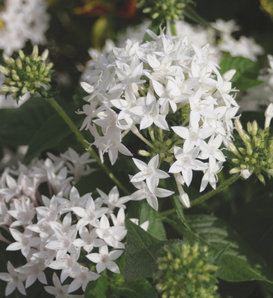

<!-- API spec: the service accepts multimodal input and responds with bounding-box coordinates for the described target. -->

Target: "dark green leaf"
[85,274,108,298]
[172,195,191,230]
[139,201,166,240]
[235,76,263,91]
[22,98,84,163]
[124,218,166,280]
[183,5,212,27]
[0,97,52,146]
[219,56,263,91]
[182,214,273,284]
[111,278,158,298]
[218,254,270,283]
[23,113,73,163]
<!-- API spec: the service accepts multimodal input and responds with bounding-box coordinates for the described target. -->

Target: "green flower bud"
[0,46,53,101]
[228,118,273,182]
[154,241,219,298]
[138,0,193,24]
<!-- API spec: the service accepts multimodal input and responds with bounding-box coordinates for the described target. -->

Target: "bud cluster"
[138,0,192,21]
[0,45,53,101]
[154,241,219,298]
[228,118,273,182]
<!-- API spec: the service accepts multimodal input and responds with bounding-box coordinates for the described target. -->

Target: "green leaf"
[22,98,83,163]
[23,113,72,163]
[183,5,212,27]
[85,274,108,298]
[235,76,263,91]
[172,195,191,230]
[218,254,270,283]
[183,214,273,284]
[111,278,158,298]
[219,56,263,91]
[0,97,52,146]
[139,201,166,240]
[124,218,166,280]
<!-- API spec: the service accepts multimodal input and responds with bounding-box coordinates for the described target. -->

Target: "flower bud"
[240,169,252,179]
[0,46,53,101]
[154,241,219,298]
[265,103,273,128]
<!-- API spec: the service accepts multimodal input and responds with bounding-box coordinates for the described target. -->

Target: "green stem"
[159,128,164,142]
[160,208,176,218]
[170,21,177,36]
[47,97,129,195]
[132,126,155,149]
[148,127,155,142]
[160,173,240,217]
[191,173,240,207]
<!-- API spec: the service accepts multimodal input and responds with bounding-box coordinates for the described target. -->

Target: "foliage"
[0,0,273,297]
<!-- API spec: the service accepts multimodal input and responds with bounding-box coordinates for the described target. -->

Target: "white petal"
[146,194,158,211]
[96,262,106,273]
[6,242,22,251]
[109,250,123,260]
[81,82,94,93]
[155,188,174,198]
[86,253,101,263]
[68,279,81,293]
[132,158,147,171]
[71,207,86,217]
[182,168,193,186]
[106,261,120,273]
[172,126,189,139]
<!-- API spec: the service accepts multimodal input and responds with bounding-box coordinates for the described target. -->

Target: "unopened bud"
[265,103,273,128]
[240,169,252,179]
[180,193,190,208]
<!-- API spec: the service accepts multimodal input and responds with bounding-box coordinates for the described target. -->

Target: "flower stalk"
[47,97,129,195]
[191,173,240,206]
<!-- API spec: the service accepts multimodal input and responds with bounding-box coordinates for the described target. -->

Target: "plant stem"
[131,126,155,148]
[160,173,240,217]
[191,173,240,207]
[160,208,176,218]
[170,21,177,36]
[159,128,164,142]
[47,97,129,195]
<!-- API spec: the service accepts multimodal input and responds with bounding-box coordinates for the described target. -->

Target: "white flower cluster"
[0,148,131,296]
[80,31,239,208]
[0,0,49,109]
[212,19,263,61]
[0,0,49,56]
[117,19,263,62]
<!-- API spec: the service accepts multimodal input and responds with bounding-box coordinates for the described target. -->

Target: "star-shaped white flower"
[86,245,123,274]
[127,179,174,210]
[130,154,169,193]
[0,261,26,296]
[169,146,207,186]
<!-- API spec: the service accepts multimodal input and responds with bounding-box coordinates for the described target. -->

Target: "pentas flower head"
[80,30,239,208]
[0,148,131,296]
